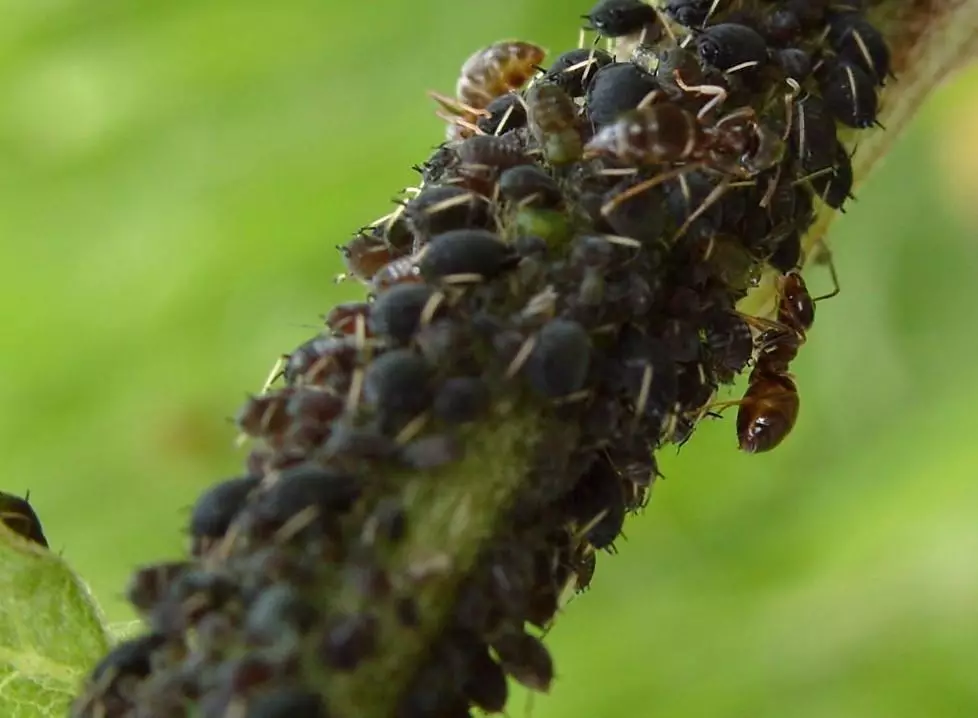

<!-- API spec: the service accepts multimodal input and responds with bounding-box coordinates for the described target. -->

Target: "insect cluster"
[73,1,889,716]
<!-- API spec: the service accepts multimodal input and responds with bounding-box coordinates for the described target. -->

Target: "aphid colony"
[73,1,888,716]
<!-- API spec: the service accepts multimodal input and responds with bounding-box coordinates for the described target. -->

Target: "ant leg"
[673,70,728,120]
[601,164,700,218]
[809,238,841,302]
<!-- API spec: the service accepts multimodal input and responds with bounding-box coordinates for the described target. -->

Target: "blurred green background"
[3,2,977,716]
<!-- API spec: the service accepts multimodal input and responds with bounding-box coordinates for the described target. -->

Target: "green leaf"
[0,524,110,718]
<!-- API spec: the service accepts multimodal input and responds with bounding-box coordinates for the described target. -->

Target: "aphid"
[827,11,891,85]
[818,58,879,129]
[790,92,840,175]
[614,327,678,426]
[433,376,490,423]
[704,310,754,382]
[762,6,801,45]
[322,418,399,461]
[0,491,48,547]
[248,463,362,539]
[431,41,546,140]
[462,642,509,713]
[417,229,518,282]
[369,283,439,346]
[244,584,318,644]
[524,81,584,165]
[475,93,528,136]
[583,0,661,40]
[775,47,812,80]
[545,47,614,96]
[497,164,563,208]
[694,23,769,75]
[362,349,434,424]
[492,630,554,693]
[808,138,855,209]
[571,234,615,306]
[126,561,191,614]
[282,335,360,387]
[662,0,715,28]
[564,454,626,550]
[522,319,592,398]
[572,545,597,591]
[371,255,423,293]
[458,132,528,169]
[399,434,463,470]
[339,230,396,284]
[320,612,379,671]
[244,688,327,718]
[325,301,372,337]
[403,186,494,248]
[89,632,167,684]
[585,62,660,128]
[189,475,261,555]
[599,172,668,244]
[767,229,802,272]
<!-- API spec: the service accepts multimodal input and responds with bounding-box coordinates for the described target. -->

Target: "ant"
[710,251,839,453]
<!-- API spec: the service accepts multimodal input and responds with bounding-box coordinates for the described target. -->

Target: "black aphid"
[403,185,493,241]
[583,0,660,38]
[818,58,879,129]
[369,283,438,345]
[564,454,626,550]
[248,463,361,536]
[585,62,660,128]
[433,376,490,423]
[492,631,555,693]
[462,642,509,713]
[498,165,563,208]
[476,93,528,136]
[0,491,48,548]
[189,475,261,555]
[827,11,891,85]
[545,48,614,96]
[694,23,769,75]
[363,349,434,422]
[808,138,855,209]
[662,0,714,27]
[523,319,592,398]
[417,229,518,281]
[126,561,191,614]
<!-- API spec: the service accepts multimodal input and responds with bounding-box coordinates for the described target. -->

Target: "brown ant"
[711,256,839,453]
[590,76,798,240]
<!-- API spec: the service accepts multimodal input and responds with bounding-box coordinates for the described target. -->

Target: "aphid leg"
[601,164,700,218]
[702,0,723,27]
[493,100,518,136]
[724,60,760,76]
[673,176,731,242]
[759,162,783,209]
[652,5,678,45]
[505,336,538,379]
[637,88,662,109]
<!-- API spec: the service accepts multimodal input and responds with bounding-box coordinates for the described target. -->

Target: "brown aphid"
[325,301,372,338]
[370,255,423,294]
[431,41,546,140]
[525,80,584,165]
[338,230,395,284]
